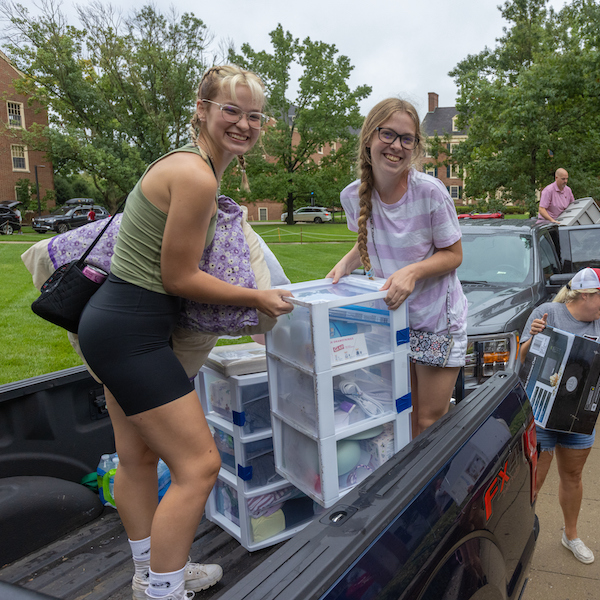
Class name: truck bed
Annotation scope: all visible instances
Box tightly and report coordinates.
[0,508,279,600]
[1,367,537,600]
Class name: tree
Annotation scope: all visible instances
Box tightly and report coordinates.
[450,0,600,214]
[1,0,209,207]
[227,25,371,222]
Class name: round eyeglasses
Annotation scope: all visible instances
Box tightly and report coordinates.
[202,99,269,130]
[375,127,419,150]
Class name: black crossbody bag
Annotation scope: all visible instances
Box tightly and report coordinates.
[31,202,125,333]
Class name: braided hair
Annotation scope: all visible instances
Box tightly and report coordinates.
[355,98,422,278]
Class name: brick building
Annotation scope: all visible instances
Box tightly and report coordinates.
[0,50,54,214]
[418,92,468,205]
[241,106,341,221]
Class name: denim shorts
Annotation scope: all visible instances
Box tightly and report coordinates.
[536,425,596,451]
[446,319,467,368]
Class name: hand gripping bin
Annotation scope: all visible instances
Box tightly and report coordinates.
[266,276,412,507]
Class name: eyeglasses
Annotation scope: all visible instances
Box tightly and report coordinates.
[375,127,419,150]
[202,99,268,130]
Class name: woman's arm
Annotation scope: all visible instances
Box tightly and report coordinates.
[327,243,362,283]
[153,154,293,318]
[381,239,463,310]
[519,313,548,364]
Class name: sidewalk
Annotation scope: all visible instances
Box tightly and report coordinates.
[524,432,600,599]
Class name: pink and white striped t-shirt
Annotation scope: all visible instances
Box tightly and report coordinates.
[341,168,467,334]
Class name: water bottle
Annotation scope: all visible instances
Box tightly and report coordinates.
[157,459,171,502]
[96,454,110,501]
[97,453,113,506]
[107,457,120,506]
[82,265,108,284]
[98,453,118,508]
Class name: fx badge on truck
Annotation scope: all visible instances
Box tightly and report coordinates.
[485,460,510,521]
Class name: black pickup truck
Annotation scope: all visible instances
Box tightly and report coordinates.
[458,219,600,396]
[0,365,538,600]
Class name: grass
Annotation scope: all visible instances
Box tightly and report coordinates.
[250,221,356,244]
[0,229,356,384]
[2,213,531,383]
[0,243,82,383]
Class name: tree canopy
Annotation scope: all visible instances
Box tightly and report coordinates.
[1,0,208,206]
[227,25,371,220]
[450,0,600,212]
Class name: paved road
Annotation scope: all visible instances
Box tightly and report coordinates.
[524,431,600,599]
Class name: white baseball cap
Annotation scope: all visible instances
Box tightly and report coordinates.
[569,267,600,290]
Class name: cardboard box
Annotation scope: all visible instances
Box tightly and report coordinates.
[519,326,600,434]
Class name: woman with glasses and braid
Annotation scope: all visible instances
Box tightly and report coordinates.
[78,65,293,600]
[328,98,467,437]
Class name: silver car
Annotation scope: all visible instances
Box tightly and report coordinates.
[281,206,332,223]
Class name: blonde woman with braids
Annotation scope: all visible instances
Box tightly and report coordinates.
[78,66,293,600]
[519,267,600,564]
[328,98,467,437]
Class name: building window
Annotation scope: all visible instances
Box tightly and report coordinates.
[452,115,459,132]
[259,207,268,221]
[11,145,28,171]
[450,163,460,178]
[450,142,459,154]
[450,185,460,199]
[423,144,431,158]
[426,168,436,178]
[317,145,324,154]
[7,101,24,128]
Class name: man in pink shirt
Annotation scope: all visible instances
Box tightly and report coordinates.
[537,168,574,224]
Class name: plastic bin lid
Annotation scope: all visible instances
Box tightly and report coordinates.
[205,342,267,376]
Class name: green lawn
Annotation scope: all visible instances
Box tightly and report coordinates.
[0,243,83,383]
[0,231,355,384]
[2,213,531,384]
[250,221,356,244]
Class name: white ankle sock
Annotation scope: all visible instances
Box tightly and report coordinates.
[129,535,151,579]
[148,567,185,598]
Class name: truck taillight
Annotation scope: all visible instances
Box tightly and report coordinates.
[523,419,537,504]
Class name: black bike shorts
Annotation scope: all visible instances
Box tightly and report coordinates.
[78,274,194,416]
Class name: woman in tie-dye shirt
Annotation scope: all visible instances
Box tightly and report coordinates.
[328,98,467,437]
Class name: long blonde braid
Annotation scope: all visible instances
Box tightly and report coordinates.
[238,154,250,192]
[354,98,423,279]
[357,160,375,278]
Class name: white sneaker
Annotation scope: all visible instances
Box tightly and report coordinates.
[562,531,595,564]
[132,562,223,599]
[144,582,194,600]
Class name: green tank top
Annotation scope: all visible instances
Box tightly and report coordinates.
[111,144,218,294]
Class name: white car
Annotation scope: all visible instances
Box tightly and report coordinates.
[281,206,332,223]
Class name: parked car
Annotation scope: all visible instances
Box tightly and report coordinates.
[457,217,600,395]
[31,204,109,234]
[281,206,332,223]
[458,211,504,220]
[0,204,22,235]
[65,197,95,205]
